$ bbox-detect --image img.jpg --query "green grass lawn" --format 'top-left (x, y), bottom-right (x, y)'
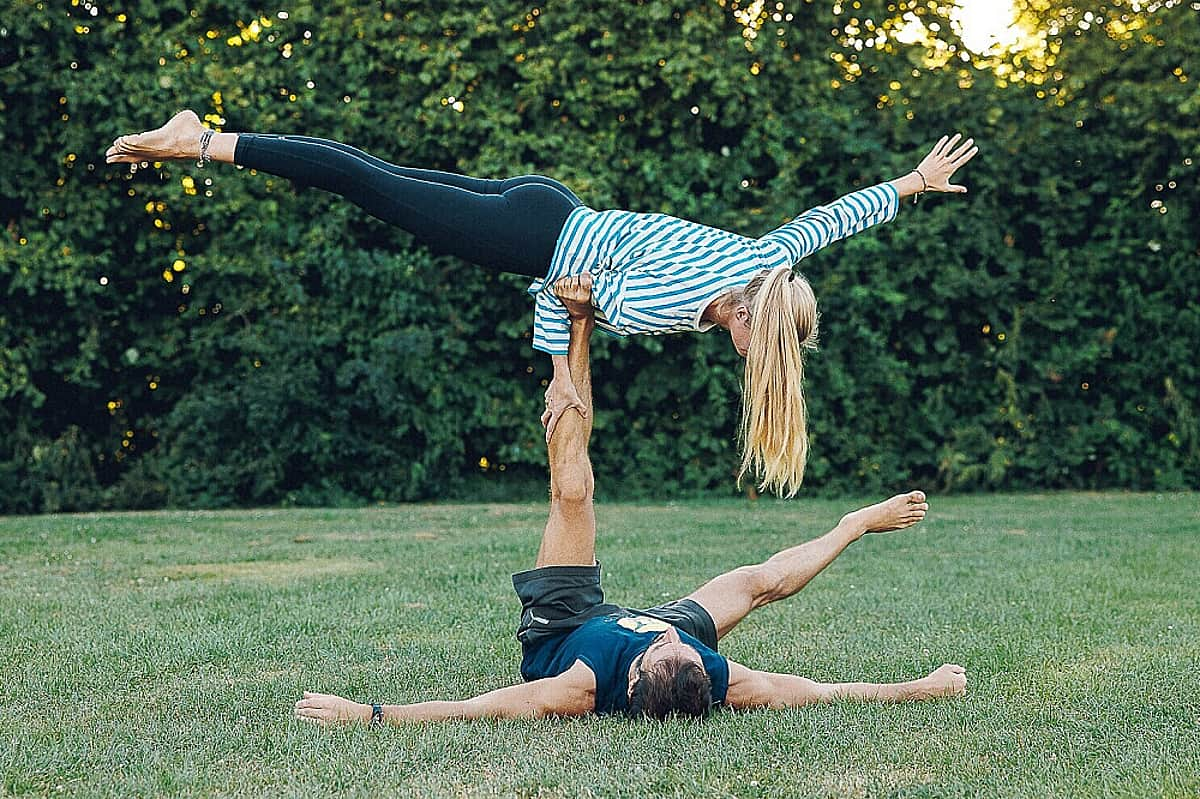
top-left (2, 493), bottom-right (1198, 798)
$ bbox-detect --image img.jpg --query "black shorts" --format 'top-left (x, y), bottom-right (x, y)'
top-left (512, 564), bottom-right (719, 651)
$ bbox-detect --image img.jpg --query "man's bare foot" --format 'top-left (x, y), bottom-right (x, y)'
top-left (919, 663), bottom-right (967, 699)
top-left (553, 273), bottom-right (594, 321)
top-left (105, 110), bottom-right (207, 164)
top-left (841, 490), bottom-right (928, 534)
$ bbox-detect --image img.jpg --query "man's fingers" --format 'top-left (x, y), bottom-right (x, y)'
top-left (931, 134), bottom-right (949, 157)
top-left (949, 183), bottom-right (968, 193)
top-left (541, 408), bottom-right (552, 428)
top-left (545, 410), bottom-right (559, 444)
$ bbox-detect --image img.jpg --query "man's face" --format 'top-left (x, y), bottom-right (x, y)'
top-left (626, 625), bottom-right (705, 697)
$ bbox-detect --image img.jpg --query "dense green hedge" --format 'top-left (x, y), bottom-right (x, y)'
top-left (1, 1), bottom-right (1197, 511)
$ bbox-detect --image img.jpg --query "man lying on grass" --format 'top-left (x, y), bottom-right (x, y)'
top-left (295, 276), bottom-right (966, 724)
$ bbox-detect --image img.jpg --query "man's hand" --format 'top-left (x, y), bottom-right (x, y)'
top-left (553, 273), bottom-right (594, 321)
top-left (918, 664), bottom-right (968, 699)
top-left (294, 691), bottom-right (371, 726)
top-left (914, 134), bottom-right (979, 194)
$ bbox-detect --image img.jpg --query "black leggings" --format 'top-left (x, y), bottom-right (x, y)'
top-left (234, 134), bottom-right (583, 277)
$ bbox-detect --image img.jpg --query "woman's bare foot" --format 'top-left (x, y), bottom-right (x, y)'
top-left (841, 490), bottom-right (928, 534)
top-left (105, 110), bottom-right (207, 164)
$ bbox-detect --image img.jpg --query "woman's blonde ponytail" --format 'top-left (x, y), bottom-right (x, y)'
top-left (736, 267), bottom-right (819, 498)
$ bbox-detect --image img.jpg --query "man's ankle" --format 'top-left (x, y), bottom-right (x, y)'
top-left (834, 516), bottom-right (867, 541)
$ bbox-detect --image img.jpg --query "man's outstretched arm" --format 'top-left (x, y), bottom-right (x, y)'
top-left (724, 661), bottom-right (967, 709)
top-left (295, 661), bottom-right (597, 725)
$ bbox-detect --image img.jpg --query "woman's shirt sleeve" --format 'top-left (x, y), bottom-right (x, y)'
top-left (758, 182), bottom-right (900, 264)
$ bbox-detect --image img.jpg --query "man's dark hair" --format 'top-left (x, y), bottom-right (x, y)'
top-left (627, 659), bottom-right (713, 720)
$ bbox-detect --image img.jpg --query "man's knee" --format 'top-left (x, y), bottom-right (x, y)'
top-left (737, 563), bottom-right (785, 609)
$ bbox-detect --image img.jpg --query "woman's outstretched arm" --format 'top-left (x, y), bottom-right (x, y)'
top-left (535, 290), bottom-right (586, 444)
top-left (760, 133), bottom-right (979, 265)
top-left (540, 274), bottom-right (596, 443)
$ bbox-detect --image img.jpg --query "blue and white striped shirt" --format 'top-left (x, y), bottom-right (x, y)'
top-left (527, 182), bottom-right (899, 355)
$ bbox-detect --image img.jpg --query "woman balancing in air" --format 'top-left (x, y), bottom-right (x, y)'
top-left (106, 111), bottom-right (978, 496)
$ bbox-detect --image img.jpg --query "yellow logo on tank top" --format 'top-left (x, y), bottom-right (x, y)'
top-left (617, 616), bottom-right (672, 635)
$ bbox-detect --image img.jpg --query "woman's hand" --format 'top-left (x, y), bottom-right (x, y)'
top-left (541, 274), bottom-right (594, 443)
top-left (913, 133), bottom-right (979, 194)
top-left (294, 691), bottom-right (371, 725)
top-left (542, 374), bottom-right (587, 444)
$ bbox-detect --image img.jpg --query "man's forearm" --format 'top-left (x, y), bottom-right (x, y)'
top-left (379, 697), bottom-right (535, 723)
top-left (821, 678), bottom-right (936, 703)
top-left (381, 700), bottom-right (474, 723)
top-left (380, 696), bottom-right (553, 722)
top-left (754, 673), bottom-right (935, 708)
top-left (380, 678), bottom-right (585, 722)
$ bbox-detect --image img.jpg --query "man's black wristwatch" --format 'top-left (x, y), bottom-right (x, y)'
top-left (370, 703), bottom-right (384, 726)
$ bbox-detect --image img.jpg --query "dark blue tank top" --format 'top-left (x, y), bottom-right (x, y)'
top-left (520, 611), bottom-right (729, 714)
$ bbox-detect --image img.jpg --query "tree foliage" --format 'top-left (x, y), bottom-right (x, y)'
top-left (1, 0), bottom-right (1197, 511)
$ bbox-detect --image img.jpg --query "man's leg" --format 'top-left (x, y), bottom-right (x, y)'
top-left (687, 491), bottom-right (928, 640)
top-left (534, 286), bottom-right (596, 568)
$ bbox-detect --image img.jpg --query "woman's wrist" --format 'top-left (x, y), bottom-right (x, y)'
top-left (888, 170), bottom-right (928, 201)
